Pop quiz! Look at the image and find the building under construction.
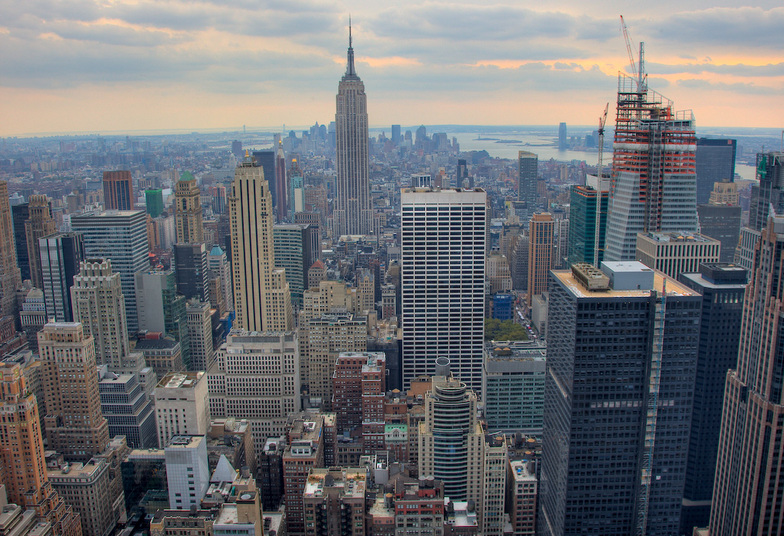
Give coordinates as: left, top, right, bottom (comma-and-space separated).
604, 73, 698, 261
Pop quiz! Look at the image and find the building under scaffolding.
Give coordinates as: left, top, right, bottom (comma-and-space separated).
604, 74, 698, 261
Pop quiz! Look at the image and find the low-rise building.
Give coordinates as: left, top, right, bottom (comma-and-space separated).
302, 468, 367, 536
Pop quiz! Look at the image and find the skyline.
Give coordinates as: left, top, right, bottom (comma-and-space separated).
1, 1, 783, 137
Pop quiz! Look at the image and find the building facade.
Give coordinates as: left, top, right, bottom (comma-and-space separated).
0, 182, 22, 318
25, 194, 57, 288
400, 188, 486, 393
39, 233, 85, 322
102, 171, 134, 211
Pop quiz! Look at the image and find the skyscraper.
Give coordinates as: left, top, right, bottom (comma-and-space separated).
228, 158, 293, 332
695, 138, 736, 205
173, 242, 208, 301
698, 181, 742, 264
334, 23, 373, 237
540, 262, 700, 536
25, 194, 57, 288
677, 263, 746, 533
0, 181, 22, 318
102, 170, 134, 211
748, 152, 784, 232
558, 122, 567, 151
71, 258, 130, 369
567, 175, 609, 266
518, 151, 539, 213
0, 362, 82, 536
400, 187, 486, 394
39, 232, 85, 322
272, 223, 319, 307
604, 75, 698, 261
145, 189, 164, 218
527, 213, 555, 308
174, 174, 203, 243
709, 214, 784, 534
71, 210, 149, 334
39, 322, 110, 463
11, 201, 30, 281
274, 141, 288, 222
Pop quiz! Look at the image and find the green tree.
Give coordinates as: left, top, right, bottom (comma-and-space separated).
484, 318, 528, 341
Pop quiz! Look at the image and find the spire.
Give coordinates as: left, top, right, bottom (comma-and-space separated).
345, 17, 356, 78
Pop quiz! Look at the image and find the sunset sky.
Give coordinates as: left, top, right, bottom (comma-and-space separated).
1, 0, 782, 136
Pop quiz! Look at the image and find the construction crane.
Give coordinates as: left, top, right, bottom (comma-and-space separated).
620, 15, 646, 92
593, 103, 609, 268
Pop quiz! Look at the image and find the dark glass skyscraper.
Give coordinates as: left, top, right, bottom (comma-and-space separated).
696, 138, 736, 205
517, 150, 539, 214
540, 262, 700, 536
677, 263, 746, 534
39, 232, 85, 322
102, 170, 134, 211
567, 182, 608, 266
748, 152, 784, 232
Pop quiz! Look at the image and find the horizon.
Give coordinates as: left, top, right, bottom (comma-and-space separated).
1, 1, 783, 137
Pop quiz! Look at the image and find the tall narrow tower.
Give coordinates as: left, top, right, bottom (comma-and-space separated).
334, 21, 372, 237
174, 173, 203, 243
229, 157, 293, 332
604, 71, 697, 261
275, 141, 288, 222
709, 213, 784, 534
25, 194, 57, 288
0, 181, 22, 318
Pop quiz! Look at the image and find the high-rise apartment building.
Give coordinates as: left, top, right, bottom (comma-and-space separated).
331, 352, 386, 449
527, 213, 555, 308
540, 262, 700, 536
174, 175, 203, 243
518, 151, 539, 213
102, 170, 134, 211
39, 322, 110, 462
0, 363, 82, 536
154, 371, 209, 448
334, 25, 373, 237
696, 138, 736, 205
209, 331, 300, 454
677, 263, 746, 534
39, 233, 85, 322
0, 181, 22, 318
228, 158, 293, 332
71, 258, 130, 369
25, 194, 57, 288
400, 187, 486, 393
709, 214, 784, 535
604, 76, 698, 261
283, 415, 325, 536
71, 210, 149, 334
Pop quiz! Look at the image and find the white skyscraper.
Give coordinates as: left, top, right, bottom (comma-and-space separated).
400, 187, 487, 394
334, 23, 373, 237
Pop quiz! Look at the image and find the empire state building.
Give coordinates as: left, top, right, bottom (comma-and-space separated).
334, 23, 373, 237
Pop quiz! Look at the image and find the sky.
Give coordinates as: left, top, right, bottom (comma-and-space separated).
1, 0, 782, 137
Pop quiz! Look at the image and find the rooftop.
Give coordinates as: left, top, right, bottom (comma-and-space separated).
509, 460, 537, 483
157, 371, 204, 389
554, 266, 697, 299
304, 468, 366, 499
638, 231, 719, 244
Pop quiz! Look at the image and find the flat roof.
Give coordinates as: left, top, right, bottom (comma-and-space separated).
553, 269, 697, 299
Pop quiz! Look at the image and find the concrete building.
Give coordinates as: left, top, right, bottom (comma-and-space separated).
206, 419, 256, 481
47, 458, 124, 536
635, 231, 720, 280
154, 371, 209, 448
539, 262, 700, 536
0, 181, 22, 318
186, 300, 215, 372
332, 352, 386, 452
98, 366, 157, 448
517, 151, 539, 214
527, 213, 554, 308
709, 214, 784, 535
38, 233, 84, 322
302, 467, 367, 536
482, 343, 546, 434
677, 263, 746, 534
174, 176, 203, 244
71, 259, 131, 370
164, 436, 211, 510
134, 337, 184, 377
229, 157, 293, 332
25, 195, 57, 289
209, 331, 300, 455
71, 210, 149, 334
102, 171, 133, 211
39, 322, 110, 463
0, 363, 82, 536
207, 246, 232, 314
401, 188, 487, 393
20, 288, 47, 351
333, 26, 373, 237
